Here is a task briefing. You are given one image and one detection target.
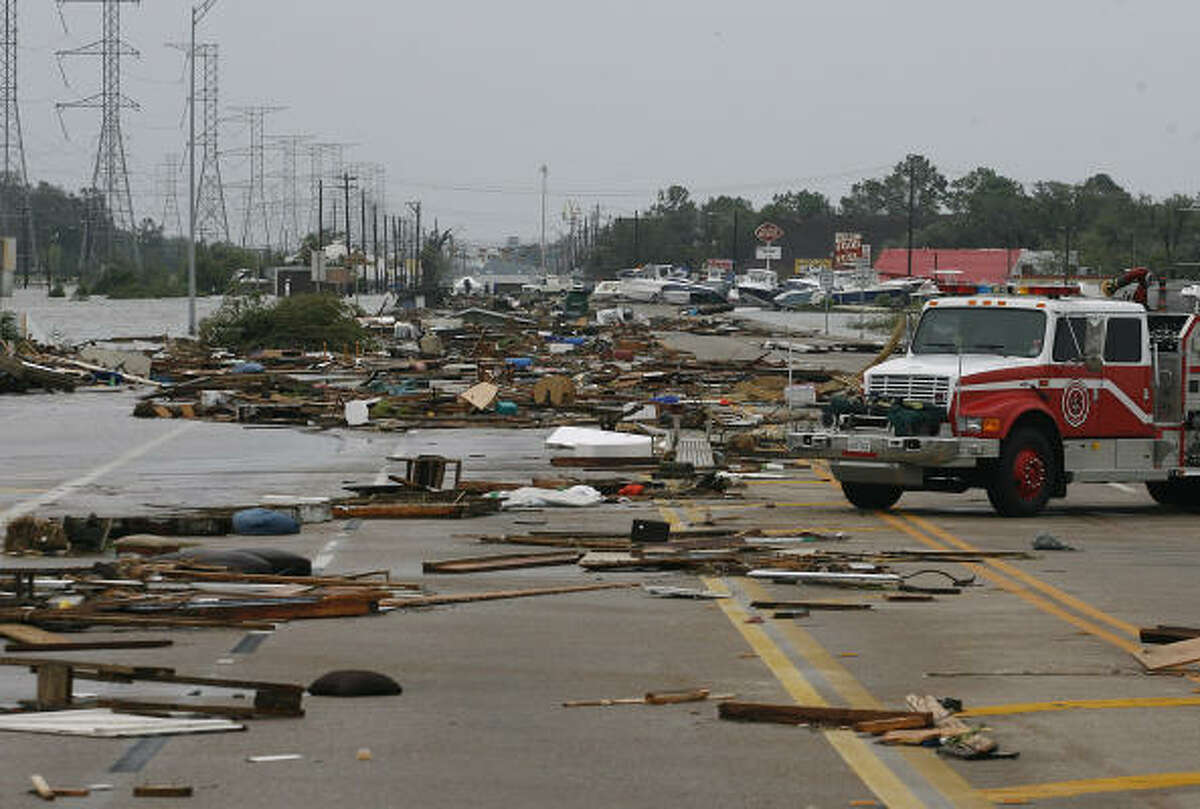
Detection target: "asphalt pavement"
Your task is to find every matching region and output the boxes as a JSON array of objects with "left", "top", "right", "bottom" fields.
[{"left": 2, "top": 393, "right": 1200, "bottom": 808}]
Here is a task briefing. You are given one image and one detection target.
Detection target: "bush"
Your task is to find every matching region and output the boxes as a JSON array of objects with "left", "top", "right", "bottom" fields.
[
  {"left": 48, "top": 283, "right": 65, "bottom": 298},
  {"left": 199, "top": 293, "right": 368, "bottom": 351},
  {"left": 0, "top": 310, "right": 17, "bottom": 341}
]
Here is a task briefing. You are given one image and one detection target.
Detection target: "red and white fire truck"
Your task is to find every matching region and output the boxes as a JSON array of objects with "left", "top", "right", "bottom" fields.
[{"left": 788, "top": 286, "right": 1200, "bottom": 516}]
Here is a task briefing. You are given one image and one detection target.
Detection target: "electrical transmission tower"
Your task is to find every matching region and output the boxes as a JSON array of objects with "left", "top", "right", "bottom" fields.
[
  {"left": 307, "top": 141, "right": 346, "bottom": 237},
  {"left": 57, "top": 0, "right": 141, "bottom": 273},
  {"left": 0, "top": 0, "right": 37, "bottom": 285},
  {"left": 268, "top": 133, "right": 309, "bottom": 255},
  {"left": 231, "top": 104, "right": 282, "bottom": 251},
  {"left": 158, "top": 153, "right": 182, "bottom": 236},
  {"left": 193, "top": 43, "right": 228, "bottom": 244}
]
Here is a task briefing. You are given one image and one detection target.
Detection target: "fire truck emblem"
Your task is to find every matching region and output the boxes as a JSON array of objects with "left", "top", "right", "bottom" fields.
[{"left": 1062, "top": 379, "right": 1091, "bottom": 427}]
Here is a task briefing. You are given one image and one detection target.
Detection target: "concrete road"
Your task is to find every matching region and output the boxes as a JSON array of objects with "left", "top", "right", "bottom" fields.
[{"left": 3, "top": 393, "right": 1200, "bottom": 807}]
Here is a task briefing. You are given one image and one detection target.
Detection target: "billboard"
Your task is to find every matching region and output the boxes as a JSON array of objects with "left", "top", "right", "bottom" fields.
[
  {"left": 794, "top": 258, "right": 832, "bottom": 274},
  {"left": 834, "top": 232, "right": 863, "bottom": 266}
]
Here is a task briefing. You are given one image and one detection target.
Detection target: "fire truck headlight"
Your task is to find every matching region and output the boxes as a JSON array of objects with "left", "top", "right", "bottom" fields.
[{"left": 963, "top": 417, "right": 1002, "bottom": 436}]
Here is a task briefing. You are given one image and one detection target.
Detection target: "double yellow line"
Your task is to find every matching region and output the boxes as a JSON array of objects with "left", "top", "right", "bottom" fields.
[{"left": 878, "top": 511, "right": 1140, "bottom": 655}]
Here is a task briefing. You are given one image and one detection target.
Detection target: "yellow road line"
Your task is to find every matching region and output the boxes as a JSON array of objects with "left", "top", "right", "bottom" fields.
[
  {"left": 901, "top": 512, "right": 1139, "bottom": 638},
  {"left": 959, "top": 696, "right": 1200, "bottom": 717},
  {"left": 878, "top": 513, "right": 1141, "bottom": 655},
  {"left": 702, "top": 576, "right": 928, "bottom": 809},
  {"left": 737, "top": 577, "right": 990, "bottom": 809},
  {"left": 980, "top": 772, "right": 1200, "bottom": 803}
]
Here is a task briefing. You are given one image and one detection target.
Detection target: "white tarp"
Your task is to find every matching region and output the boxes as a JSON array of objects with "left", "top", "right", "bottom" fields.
[
  {"left": 498, "top": 485, "right": 603, "bottom": 509},
  {"left": 544, "top": 426, "right": 652, "bottom": 458},
  {"left": 0, "top": 708, "right": 244, "bottom": 737}
]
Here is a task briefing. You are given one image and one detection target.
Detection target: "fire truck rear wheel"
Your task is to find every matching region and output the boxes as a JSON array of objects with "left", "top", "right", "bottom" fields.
[
  {"left": 841, "top": 482, "right": 903, "bottom": 511},
  {"left": 987, "top": 427, "right": 1057, "bottom": 517}
]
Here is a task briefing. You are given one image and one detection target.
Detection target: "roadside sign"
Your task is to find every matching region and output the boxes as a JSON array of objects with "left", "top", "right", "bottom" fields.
[
  {"left": 819, "top": 269, "right": 835, "bottom": 291},
  {"left": 834, "top": 232, "right": 863, "bottom": 266},
  {"left": 755, "top": 245, "right": 782, "bottom": 260},
  {"left": 755, "top": 222, "right": 784, "bottom": 243}
]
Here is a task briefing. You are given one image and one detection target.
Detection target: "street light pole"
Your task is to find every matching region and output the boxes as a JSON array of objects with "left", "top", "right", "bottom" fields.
[{"left": 187, "top": 0, "right": 217, "bottom": 337}]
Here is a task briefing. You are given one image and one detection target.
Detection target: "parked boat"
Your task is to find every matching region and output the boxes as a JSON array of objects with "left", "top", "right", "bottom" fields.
[
  {"left": 734, "top": 268, "right": 779, "bottom": 306},
  {"left": 617, "top": 264, "right": 683, "bottom": 302}
]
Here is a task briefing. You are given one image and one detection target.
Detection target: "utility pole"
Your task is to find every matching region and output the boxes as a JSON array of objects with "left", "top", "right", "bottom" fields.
[
  {"left": 371, "top": 203, "right": 378, "bottom": 293},
  {"left": 406, "top": 200, "right": 421, "bottom": 290},
  {"left": 359, "top": 187, "right": 366, "bottom": 292},
  {"left": 316, "top": 178, "right": 323, "bottom": 253},
  {"left": 342, "top": 170, "right": 356, "bottom": 294},
  {"left": 633, "top": 209, "right": 640, "bottom": 263},
  {"left": 539, "top": 164, "right": 547, "bottom": 275},
  {"left": 731, "top": 209, "right": 737, "bottom": 274},
  {"left": 906, "top": 157, "right": 915, "bottom": 278}
]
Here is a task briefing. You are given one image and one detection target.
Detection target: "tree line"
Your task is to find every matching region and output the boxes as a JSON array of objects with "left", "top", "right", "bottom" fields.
[{"left": 581, "top": 155, "right": 1200, "bottom": 278}]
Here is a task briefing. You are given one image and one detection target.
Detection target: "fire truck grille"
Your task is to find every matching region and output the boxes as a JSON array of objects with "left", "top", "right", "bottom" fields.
[{"left": 867, "top": 374, "right": 951, "bottom": 404}]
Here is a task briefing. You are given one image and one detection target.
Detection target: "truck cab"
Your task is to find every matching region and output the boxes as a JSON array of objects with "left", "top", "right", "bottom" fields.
[{"left": 789, "top": 293, "right": 1200, "bottom": 516}]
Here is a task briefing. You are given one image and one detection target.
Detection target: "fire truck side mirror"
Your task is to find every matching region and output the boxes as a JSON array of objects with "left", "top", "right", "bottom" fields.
[{"left": 1083, "top": 316, "right": 1105, "bottom": 372}]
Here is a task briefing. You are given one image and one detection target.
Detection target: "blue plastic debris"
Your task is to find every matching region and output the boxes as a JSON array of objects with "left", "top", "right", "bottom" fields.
[
  {"left": 231, "top": 508, "right": 300, "bottom": 536},
  {"left": 231, "top": 361, "right": 265, "bottom": 374}
]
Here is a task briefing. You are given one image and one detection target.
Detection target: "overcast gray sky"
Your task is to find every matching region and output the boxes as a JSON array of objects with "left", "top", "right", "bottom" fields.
[{"left": 18, "top": 0, "right": 1200, "bottom": 245}]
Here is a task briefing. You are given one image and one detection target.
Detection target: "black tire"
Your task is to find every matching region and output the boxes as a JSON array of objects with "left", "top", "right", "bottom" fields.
[
  {"left": 841, "top": 482, "right": 903, "bottom": 511},
  {"left": 987, "top": 427, "right": 1058, "bottom": 517},
  {"left": 1148, "top": 479, "right": 1200, "bottom": 512},
  {"left": 1146, "top": 481, "right": 1181, "bottom": 507}
]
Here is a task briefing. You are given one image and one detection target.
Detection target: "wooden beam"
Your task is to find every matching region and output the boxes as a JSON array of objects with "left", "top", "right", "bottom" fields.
[
  {"left": 749, "top": 600, "right": 872, "bottom": 611},
  {"left": 853, "top": 715, "right": 932, "bottom": 734},
  {"left": 718, "top": 701, "right": 930, "bottom": 728},
  {"left": 1134, "top": 637, "right": 1200, "bottom": 670},
  {"left": 7, "top": 639, "right": 173, "bottom": 652},
  {"left": 383, "top": 582, "right": 636, "bottom": 608},
  {"left": 421, "top": 551, "right": 582, "bottom": 574}
]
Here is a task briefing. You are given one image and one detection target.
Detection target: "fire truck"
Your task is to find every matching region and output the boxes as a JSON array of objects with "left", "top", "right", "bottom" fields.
[{"left": 788, "top": 285, "right": 1200, "bottom": 516}]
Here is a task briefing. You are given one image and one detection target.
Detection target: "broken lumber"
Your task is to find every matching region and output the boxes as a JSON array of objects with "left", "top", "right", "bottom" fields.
[
  {"left": 1134, "top": 637, "right": 1200, "bottom": 670},
  {"left": 749, "top": 600, "right": 872, "bottom": 611},
  {"left": 6, "top": 639, "right": 173, "bottom": 653},
  {"left": 382, "top": 582, "right": 636, "bottom": 608},
  {"left": 421, "top": 550, "right": 582, "bottom": 574},
  {"left": 133, "top": 785, "right": 193, "bottom": 798},
  {"left": 717, "top": 701, "right": 930, "bottom": 728},
  {"left": 879, "top": 728, "right": 946, "bottom": 746},
  {"left": 854, "top": 715, "right": 932, "bottom": 734},
  {"left": 563, "top": 689, "right": 734, "bottom": 707}
]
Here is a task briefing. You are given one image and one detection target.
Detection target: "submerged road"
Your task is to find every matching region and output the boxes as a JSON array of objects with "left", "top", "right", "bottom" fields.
[{"left": 1, "top": 393, "right": 1199, "bottom": 807}]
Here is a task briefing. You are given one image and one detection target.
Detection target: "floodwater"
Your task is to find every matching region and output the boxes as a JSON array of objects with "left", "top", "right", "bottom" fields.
[{"left": 3, "top": 287, "right": 394, "bottom": 345}]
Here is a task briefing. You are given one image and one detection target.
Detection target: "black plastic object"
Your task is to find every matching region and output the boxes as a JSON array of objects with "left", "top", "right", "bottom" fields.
[
  {"left": 630, "top": 519, "right": 670, "bottom": 544},
  {"left": 308, "top": 670, "right": 403, "bottom": 697}
]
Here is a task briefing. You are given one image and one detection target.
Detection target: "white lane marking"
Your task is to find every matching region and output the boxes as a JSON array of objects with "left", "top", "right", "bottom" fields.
[
  {"left": 1107, "top": 482, "right": 1138, "bottom": 494},
  {"left": 312, "top": 535, "right": 342, "bottom": 573},
  {"left": 0, "top": 422, "right": 197, "bottom": 531}
]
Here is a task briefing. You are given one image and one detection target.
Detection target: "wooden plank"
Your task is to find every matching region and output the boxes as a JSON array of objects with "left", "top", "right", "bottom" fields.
[
  {"left": 718, "top": 701, "right": 929, "bottom": 727},
  {"left": 854, "top": 715, "right": 931, "bottom": 734},
  {"left": 383, "top": 581, "right": 636, "bottom": 608},
  {"left": 0, "top": 610, "right": 276, "bottom": 630},
  {"left": 0, "top": 624, "right": 68, "bottom": 645},
  {"left": 36, "top": 662, "right": 73, "bottom": 710},
  {"left": 97, "top": 699, "right": 258, "bottom": 719},
  {"left": 1134, "top": 637, "right": 1200, "bottom": 670},
  {"left": 133, "top": 785, "right": 194, "bottom": 798},
  {"left": 421, "top": 551, "right": 582, "bottom": 574},
  {"left": 7, "top": 639, "right": 173, "bottom": 652},
  {"left": 878, "top": 727, "right": 946, "bottom": 746},
  {"left": 749, "top": 600, "right": 872, "bottom": 611}
]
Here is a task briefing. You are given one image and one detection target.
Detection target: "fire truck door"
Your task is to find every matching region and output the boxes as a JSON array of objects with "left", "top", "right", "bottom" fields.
[
  {"left": 1100, "top": 315, "right": 1155, "bottom": 437},
  {"left": 1050, "top": 315, "right": 1104, "bottom": 437}
]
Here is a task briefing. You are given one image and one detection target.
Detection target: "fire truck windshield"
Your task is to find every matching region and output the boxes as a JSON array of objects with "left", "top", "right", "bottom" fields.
[{"left": 911, "top": 307, "right": 1047, "bottom": 357}]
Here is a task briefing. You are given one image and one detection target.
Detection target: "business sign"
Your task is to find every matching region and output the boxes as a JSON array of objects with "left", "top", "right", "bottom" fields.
[
  {"left": 755, "top": 221, "right": 785, "bottom": 243},
  {"left": 834, "top": 232, "right": 863, "bottom": 266},
  {"left": 0, "top": 238, "right": 14, "bottom": 297},
  {"left": 704, "top": 258, "right": 734, "bottom": 271},
  {"left": 794, "top": 258, "right": 832, "bottom": 273},
  {"left": 755, "top": 245, "right": 782, "bottom": 260}
]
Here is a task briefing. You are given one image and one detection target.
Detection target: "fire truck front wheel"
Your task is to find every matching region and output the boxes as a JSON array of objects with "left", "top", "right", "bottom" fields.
[
  {"left": 987, "top": 427, "right": 1058, "bottom": 517},
  {"left": 841, "top": 482, "right": 903, "bottom": 511}
]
